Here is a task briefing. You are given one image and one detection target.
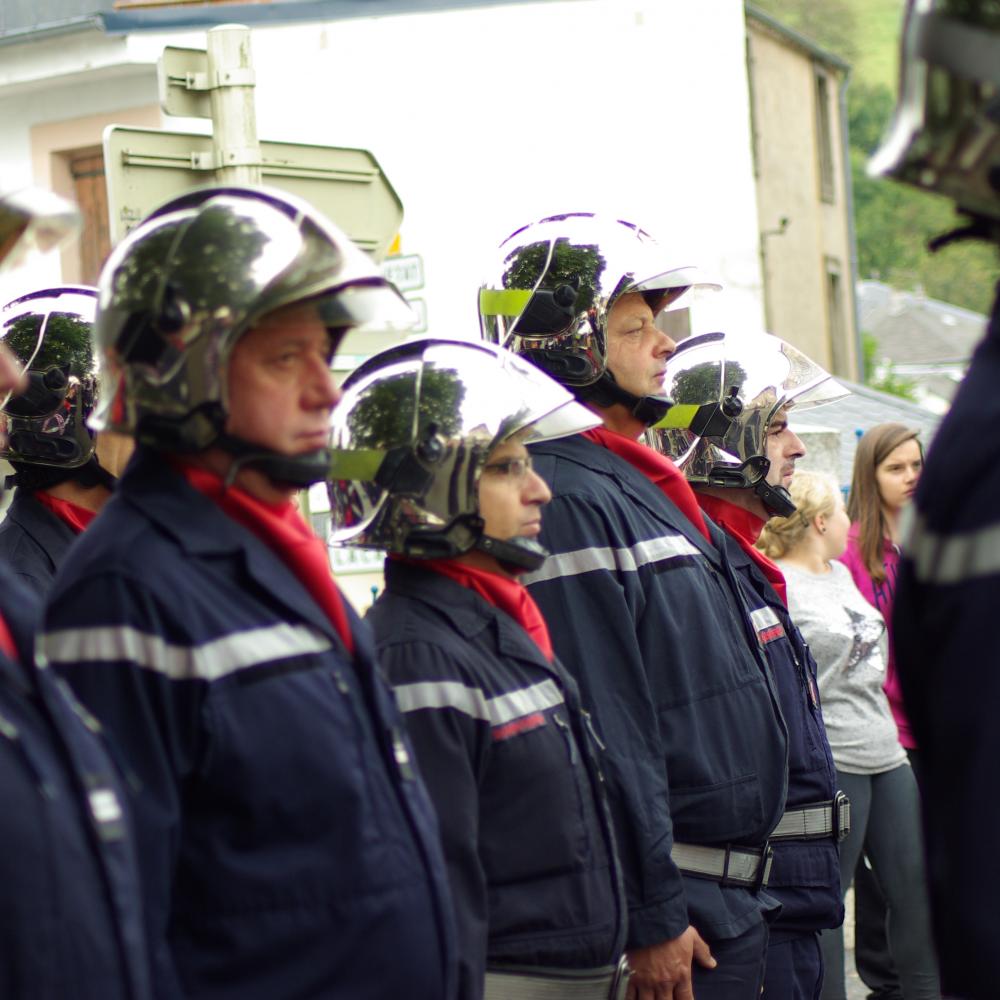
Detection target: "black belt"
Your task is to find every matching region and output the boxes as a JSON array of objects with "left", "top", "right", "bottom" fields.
[
  {"left": 671, "top": 841, "right": 773, "bottom": 888},
  {"left": 769, "top": 791, "right": 851, "bottom": 842},
  {"left": 484, "top": 957, "right": 630, "bottom": 1000}
]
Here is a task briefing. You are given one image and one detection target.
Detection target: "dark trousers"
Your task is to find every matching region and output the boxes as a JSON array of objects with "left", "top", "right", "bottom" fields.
[
  {"left": 763, "top": 932, "right": 823, "bottom": 1000},
  {"left": 820, "top": 764, "right": 939, "bottom": 1000},
  {"left": 692, "top": 919, "right": 769, "bottom": 1000},
  {"left": 854, "top": 748, "right": 926, "bottom": 1000},
  {"left": 854, "top": 856, "right": 901, "bottom": 999}
]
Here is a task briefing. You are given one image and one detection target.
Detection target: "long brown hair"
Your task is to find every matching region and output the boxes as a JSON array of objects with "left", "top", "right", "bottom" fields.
[{"left": 847, "top": 423, "right": 922, "bottom": 583}]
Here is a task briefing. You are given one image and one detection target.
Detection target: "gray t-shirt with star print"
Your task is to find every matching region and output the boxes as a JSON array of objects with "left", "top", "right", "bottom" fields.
[{"left": 779, "top": 559, "right": 906, "bottom": 774}]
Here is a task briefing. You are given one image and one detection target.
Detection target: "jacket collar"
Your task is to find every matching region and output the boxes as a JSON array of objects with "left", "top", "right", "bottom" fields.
[
  {"left": 118, "top": 447, "right": 349, "bottom": 651},
  {"left": 534, "top": 434, "right": 722, "bottom": 564},
  {"left": 384, "top": 560, "right": 555, "bottom": 671},
  {"left": 6, "top": 489, "right": 77, "bottom": 567}
]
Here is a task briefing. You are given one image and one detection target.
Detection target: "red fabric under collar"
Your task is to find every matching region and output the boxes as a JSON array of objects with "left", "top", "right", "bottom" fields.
[
  {"left": 0, "top": 613, "right": 18, "bottom": 661},
  {"left": 34, "top": 491, "right": 97, "bottom": 535},
  {"left": 697, "top": 493, "right": 787, "bottom": 606},
  {"left": 179, "top": 465, "right": 354, "bottom": 656},
  {"left": 583, "top": 426, "right": 712, "bottom": 542},
  {"left": 420, "top": 558, "right": 554, "bottom": 662}
]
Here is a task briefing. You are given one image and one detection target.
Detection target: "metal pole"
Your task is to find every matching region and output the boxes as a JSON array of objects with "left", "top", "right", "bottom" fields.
[{"left": 207, "top": 24, "right": 262, "bottom": 185}]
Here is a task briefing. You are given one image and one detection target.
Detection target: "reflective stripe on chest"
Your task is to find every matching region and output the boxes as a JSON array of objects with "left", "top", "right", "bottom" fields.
[
  {"left": 750, "top": 606, "right": 786, "bottom": 645},
  {"left": 394, "top": 678, "right": 564, "bottom": 742}
]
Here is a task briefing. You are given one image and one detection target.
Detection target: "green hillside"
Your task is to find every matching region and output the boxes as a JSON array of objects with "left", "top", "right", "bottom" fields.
[
  {"left": 752, "top": 0, "right": 998, "bottom": 317},
  {"left": 750, "top": 0, "right": 904, "bottom": 89}
]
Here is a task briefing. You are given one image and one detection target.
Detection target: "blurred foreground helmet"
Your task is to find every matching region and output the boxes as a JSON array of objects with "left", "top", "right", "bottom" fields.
[
  {"left": 0, "top": 286, "right": 98, "bottom": 467},
  {"left": 479, "top": 212, "right": 719, "bottom": 426},
  {"left": 870, "top": 0, "right": 1000, "bottom": 225},
  {"left": 0, "top": 187, "right": 81, "bottom": 272},
  {"left": 648, "top": 331, "right": 848, "bottom": 517},
  {"left": 92, "top": 184, "right": 414, "bottom": 486},
  {"left": 328, "top": 339, "right": 599, "bottom": 571}
]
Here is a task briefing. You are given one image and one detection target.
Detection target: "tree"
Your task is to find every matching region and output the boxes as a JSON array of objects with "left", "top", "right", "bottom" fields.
[{"left": 861, "top": 332, "right": 918, "bottom": 401}]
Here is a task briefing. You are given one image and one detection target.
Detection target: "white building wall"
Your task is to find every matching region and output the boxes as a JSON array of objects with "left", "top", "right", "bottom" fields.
[{"left": 0, "top": 0, "right": 764, "bottom": 336}]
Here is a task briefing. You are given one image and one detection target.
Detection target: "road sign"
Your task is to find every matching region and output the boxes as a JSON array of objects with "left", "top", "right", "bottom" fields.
[
  {"left": 158, "top": 46, "right": 216, "bottom": 119},
  {"left": 380, "top": 253, "right": 424, "bottom": 292},
  {"left": 103, "top": 125, "right": 404, "bottom": 260}
]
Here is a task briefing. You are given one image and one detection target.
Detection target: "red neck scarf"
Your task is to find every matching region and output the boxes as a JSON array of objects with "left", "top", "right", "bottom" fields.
[
  {"left": 35, "top": 491, "right": 97, "bottom": 535},
  {"left": 697, "top": 493, "right": 787, "bottom": 606},
  {"left": 179, "top": 465, "right": 354, "bottom": 656},
  {"left": 421, "top": 558, "right": 554, "bottom": 662},
  {"left": 0, "top": 613, "right": 18, "bottom": 661},
  {"left": 583, "top": 426, "right": 712, "bottom": 543}
]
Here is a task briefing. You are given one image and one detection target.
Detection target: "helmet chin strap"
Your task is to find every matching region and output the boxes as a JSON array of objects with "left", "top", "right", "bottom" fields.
[
  {"left": 578, "top": 372, "right": 673, "bottom": 427},
  {"left": 708, "top": 454, "right": 798, "bottom": 519},
  {"left": 474, "top": 534, "right": 548, "bottom": 573},
  {"left": 215, "top": 432, "right": 330, "bottom": 490},
  {"left": 753, "top": 479, "right": 796, "bottom": 519}
]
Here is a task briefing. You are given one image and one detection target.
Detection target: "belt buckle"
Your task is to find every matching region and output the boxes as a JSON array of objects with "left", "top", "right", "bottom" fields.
[
  {"left": 755, "top": 842, "right": 773, "bottom": 890},
  {"left": 833, "top": 790, "right": 851, "bottom": 842},
  {"left": 610, "top": 956, "right": 631, "bottom": 1000}
]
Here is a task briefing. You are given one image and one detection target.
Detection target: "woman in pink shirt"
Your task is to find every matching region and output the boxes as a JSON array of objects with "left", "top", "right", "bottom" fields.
[
  {"left": 841, "top": 423, "right": 924, "bottom": 758},
  {"left": 840, "top": 422, "right": 924, "bottom": 1000}
]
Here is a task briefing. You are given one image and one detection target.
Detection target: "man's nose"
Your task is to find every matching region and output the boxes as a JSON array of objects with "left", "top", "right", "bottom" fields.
[
  {"left": 310, "top": 357, "right": 341, "bottom": 409},
  {"left": 788, "top": 430, "right": 806, "bottom": 459},
  {"left": 654, "top": 325, "right": 677, "bottom": 357},
  {"left": 524, "top": 467, "right": 552, "bottom": 506}
]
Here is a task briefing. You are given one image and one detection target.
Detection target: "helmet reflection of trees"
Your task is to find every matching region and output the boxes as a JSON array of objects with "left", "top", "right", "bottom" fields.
[
  {"left": 4, "top": 313, "right": 95, "bottom": 380},
  {"left": 110, "top": 209, "right": 269, "bottom": 352},
  {"left": 502, "top": 241, "right": 605, "bottom": 315},
  {"left": 671, "top": 361, "right": 748, "bottom": 406},
  {"left": 346, "top": 367, "right": 466, "bottom": 448}
]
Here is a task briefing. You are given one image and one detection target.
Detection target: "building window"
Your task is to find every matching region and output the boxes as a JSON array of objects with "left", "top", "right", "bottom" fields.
[
  {"left": 825, "top": 256, "right": 848, "bottom": 376},
  {"left": 814, "top": 67, "right": 835, "bottom": 204},
  {"left": 68, "top": 149, "right": 111, "bottom": 285}
]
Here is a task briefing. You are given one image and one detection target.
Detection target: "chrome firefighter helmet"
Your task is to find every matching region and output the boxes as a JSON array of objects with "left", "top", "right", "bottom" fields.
[
  {"left": 0, "top": 286, "right": 98, "bottom": 468},
  {"left": 0, "top": 186, "right": 81, "bottom": 272},
  {"left": 870, "top": 0, "right": 1000, "bottom": 226},
  {"left": 92, "top": 184, "right": 413, "bottom": 487},
  {"left": 648, "top": 331, "right": 848, "bottom": 517},
  {"left": 478, "top": 212, "right": 719, "bottom": 426},
  {"left": 328, "top": 338, "right": 599, "bottom": 571}
]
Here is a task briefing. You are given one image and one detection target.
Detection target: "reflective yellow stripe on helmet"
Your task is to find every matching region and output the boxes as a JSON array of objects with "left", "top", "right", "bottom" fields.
[
  {"left": 478, "top": 288, "right": 534, "bottom": 317},
  {"left": 328, "top": 449, "right": 385, "bottom": 481},
  {"left": 651, "top": 403, "right": 701, "bottom": 430}
]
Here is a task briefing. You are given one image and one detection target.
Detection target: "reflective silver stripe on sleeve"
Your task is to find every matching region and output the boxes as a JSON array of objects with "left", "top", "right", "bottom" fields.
[
  {"left": 395, "top": 678, "right": 564, "bottom": 725},
  {"left": 40, "top": 623, "right": 333, "bottom": 681},
  {"left": 524, "top": 533, "right": 701, "bottom": 585},
  {"left": 909, "top": 512, "right": 1000, "bottom": 585}
]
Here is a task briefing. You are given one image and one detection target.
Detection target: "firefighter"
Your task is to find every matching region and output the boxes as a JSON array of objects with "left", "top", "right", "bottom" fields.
[
  {"left": 39, "top": 185, "right": 456, "bottom": 1000},
  {"left": 650, "top": 330, "right": 849, "bottom": 998},
  {"left": 0, "top": 186, "right": 152, "bottom": 999},
  {"left": 873, "top": 3, "right": 1000, "bottom": 996},
  {"left": 0, "top": 285, "right": 132, "bottom": 595},
  {"left": 479, "top": 213, "right": 788, "bottom": 1000},
  {"left": 328, "top": 337, "right": 629, "bottom": 1000}
]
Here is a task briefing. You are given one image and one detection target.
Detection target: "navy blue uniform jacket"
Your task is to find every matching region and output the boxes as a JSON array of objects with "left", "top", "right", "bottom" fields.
[
  {"left": 0, "top": 489, "right": 76, "bottom": 598},
  {"left": 525, "top": 435, "right": 788, "bottom": 948},
  {"left": 894, "top": 300, "right": 1000, "bottom": 999},
  {"left": 0, "top": 560, "right": 152, "bottom": 999},
  {"left": 718, "top": 532, "right": 842, "bottom": 939},
  {"left": 369, "top": 560, "right": 626, "bottom": 999},
  {"left": 40, "top": 449, "right": 456, "bottom": 1000}
]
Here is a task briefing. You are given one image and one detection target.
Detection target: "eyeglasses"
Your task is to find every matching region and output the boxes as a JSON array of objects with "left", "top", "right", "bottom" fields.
[{"left": 482, "top": 455, "right": 534, "bottom": 480}]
